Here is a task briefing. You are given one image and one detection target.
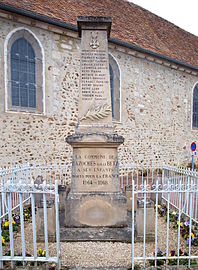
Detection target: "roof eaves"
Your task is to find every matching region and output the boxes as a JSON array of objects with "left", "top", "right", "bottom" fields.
[
  {"left": 0, "top": 2, "right": 78, "bottom": 32},
  {"left": 0, "top": 2, "right": 198, "bottom": 73},
  {"left": 110, "top": 37, "right": 198, "bottom": 73}
]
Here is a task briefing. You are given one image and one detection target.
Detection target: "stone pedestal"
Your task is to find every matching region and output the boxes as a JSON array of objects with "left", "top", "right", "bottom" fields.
[
  {"left": 136, "top": 198, "right": 155, "bottom": 241},
  {"left": 65, "top": 133, "right": 127, "bottom": 227},
  {"left": 36, "top": 201, "right": 56, "bottom": 242}
]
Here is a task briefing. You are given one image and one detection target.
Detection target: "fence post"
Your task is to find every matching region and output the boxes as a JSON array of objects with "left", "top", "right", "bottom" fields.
[
  {"left": 8, "top": 191, "right": 14, "bottom": 269},
  {"left": 43, "top": 181, "right": 49, "bottom": 260},
  {"left": 177, "top": 180, "right": 182, "bottom": 268},
  {"left": 19, "top": 192, "right": 26, "bottom": 263},
  {"left": 143, "top": 180, "right": 146, "bottom": 268},
  {"left": 0, "top": 195, "right": 3, "bottom": 269},
  {"left": 188, "top": 178, "right": 193, "bottom": 268},
  {"left": 154, "top": 178, "right": 159, "bottom": 268},
  {"left": 31, "top": 192, "right": 37, "bottom": 265},
  {"left": 55, "top": 180, "right": 61, "bottom": 270},
  {"left": 162, "top": 164, "right": 165, "bottom": 187},
  {"left": 1, "top": 174, "right": 5, "bottom": 222},
  {"left": 131, "top": 180, "right": 135, "bottom": 270},
  {"left": 165, "top": 180, "right": 170, "bottom": 267}
]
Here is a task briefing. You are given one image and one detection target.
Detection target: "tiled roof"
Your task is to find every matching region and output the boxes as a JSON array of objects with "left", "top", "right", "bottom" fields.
[{"left": 1, "top": 0, "right": 198, "bottom": 68}]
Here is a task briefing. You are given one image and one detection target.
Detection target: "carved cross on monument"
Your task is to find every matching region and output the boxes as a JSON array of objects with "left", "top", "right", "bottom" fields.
[{"left": 65, "top": 17, "right": 127, "bottom": 229}]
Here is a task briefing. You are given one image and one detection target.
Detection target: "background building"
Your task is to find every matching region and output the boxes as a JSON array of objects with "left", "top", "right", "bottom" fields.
[{"left": 0, "top": 0, "right": 198, "bottom": 168}]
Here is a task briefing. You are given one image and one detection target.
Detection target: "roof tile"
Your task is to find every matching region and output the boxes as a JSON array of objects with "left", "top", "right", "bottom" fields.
[{"left": 0, "top": 0, "right": 198, "bottom": 67}]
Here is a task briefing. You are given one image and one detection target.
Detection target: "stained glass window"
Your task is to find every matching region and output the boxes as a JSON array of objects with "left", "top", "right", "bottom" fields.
[
  {"left": 109, "top": 64, "right": 114, "bottom": 118},
  {"left": 11, "top": 37, "right": 36, "bottom": 108},
  {"left": 193, "top": 84, "right": 198, "bottom": 128},
  {"left": 109, "top": 55, "right": 120, "bottom": 121}
]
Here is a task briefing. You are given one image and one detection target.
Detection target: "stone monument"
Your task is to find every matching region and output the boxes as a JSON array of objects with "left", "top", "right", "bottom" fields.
[{"left": 65, "top": 16, "right": 127, "bottom": 230}]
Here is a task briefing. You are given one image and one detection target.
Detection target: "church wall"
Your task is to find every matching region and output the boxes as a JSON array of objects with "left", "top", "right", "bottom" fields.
[
  {"left": 0, "top": 18, "right": 80, "bottom": 166},
  {"left": 111, "top": 49, "right": 198, "bottom": 167},
  {"left": 0, "top": 16, "right": 198, "bottom": 168}
]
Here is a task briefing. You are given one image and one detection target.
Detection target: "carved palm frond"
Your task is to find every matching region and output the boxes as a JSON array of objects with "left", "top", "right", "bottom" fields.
[{"left": 80, "top": 104, "right": 111, "bottom": 121}]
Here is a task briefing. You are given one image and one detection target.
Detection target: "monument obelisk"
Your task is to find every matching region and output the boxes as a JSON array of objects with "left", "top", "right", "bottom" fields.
[{"left": 65, "top": 16, "right": 127, "bottom": 229}]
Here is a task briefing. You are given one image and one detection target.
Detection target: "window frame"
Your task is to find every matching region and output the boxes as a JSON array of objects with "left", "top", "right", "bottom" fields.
[{"left": 5, "top": 27, "right": 45, "bottom": 114}]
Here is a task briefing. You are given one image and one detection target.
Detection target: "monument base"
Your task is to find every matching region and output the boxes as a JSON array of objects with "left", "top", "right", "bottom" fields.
[
  {"left": 60, "top": 225, "right": 131, "bottom": 242},
  {"left": 65, "top": 132, "right": 127, "bottom": 229},
  {"left": 61, "top": 209, "right": 155, "bottom": 243},
  {"left": 65, "top": 192, "right": 127, "bottom": 227}
]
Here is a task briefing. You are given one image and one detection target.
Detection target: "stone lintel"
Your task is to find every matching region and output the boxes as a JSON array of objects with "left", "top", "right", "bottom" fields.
[
  {"left": 66, "top": 133, "right": 124, "bottom": 147},
  {"left": 77, "top": 16, "right": 112, "bottom": 38}
]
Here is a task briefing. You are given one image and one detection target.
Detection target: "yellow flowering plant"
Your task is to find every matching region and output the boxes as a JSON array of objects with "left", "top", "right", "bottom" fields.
[
  {"left": 157, "top": 204, "right": 167, "bottom": 217},
  {"left": 37, "top": 248, "right": 46, "bottom": 257},
  {"left": 4, "top": 221, "right": 9, "bottom": 228},
  {"left": 157, "top": 205, "right": 198, "bottom": 247},
  {"left": 1, "top": 236, "right": 5, "bottom": 245},
  {"left": 191, "top": 232, "right": 195, "bottom": 239},
  {"left": 177, "top": 221, "right": 183, "bottom": 227},
  {"left": 37, "top": 248, "right": 42, "bottom": 257}
]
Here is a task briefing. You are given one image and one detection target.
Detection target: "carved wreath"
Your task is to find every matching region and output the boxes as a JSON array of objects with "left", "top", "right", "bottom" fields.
[{"left": 79, "top": 104, "right": 111, "bottom": 121}]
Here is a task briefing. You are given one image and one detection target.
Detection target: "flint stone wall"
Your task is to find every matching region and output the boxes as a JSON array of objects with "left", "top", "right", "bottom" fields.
[{"left": 0, "top": 15, "right": 197, "bottom": 170}]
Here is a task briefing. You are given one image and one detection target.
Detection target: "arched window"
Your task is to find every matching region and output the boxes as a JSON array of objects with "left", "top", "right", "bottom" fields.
[
  {"left": 193, "top": 84, "right": 198, "bottom": 128},
  {"left": 6, "top": 29, "right": 44, "bottom": 113},
  {"left": 109, "top": 64, "right": 114, "bottom": 117},
  {"left": 109, "top": 54, "right": 120, "bottom": 121},
  {"left": 11, "top": 38, "right": 36, "bottom": 108}
]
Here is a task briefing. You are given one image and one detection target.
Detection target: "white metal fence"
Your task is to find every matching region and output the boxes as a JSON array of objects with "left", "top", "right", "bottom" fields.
[
  {"left": 131, "top": 165, "right": 198, "bottom": 269},
  {"left": 0, "top": 165, "right": 60, "bottom": 269},
  {"left": 29, "top": 162, "right": 71, "bottom": 186},
  {"left": 0, "top": 162, "right": 71, "bottom": 219},
  {"left": 0, "top": 164, "right": 32, "bottom": 221},
  {"left": 1, "top": 162, "right": 198, "bottom": 269},
  {"left": 162, "top": 165, "right": 198, "bottom": 223},
  {"left": 119, "top": 162, "right": 161, "bottom": 191}
]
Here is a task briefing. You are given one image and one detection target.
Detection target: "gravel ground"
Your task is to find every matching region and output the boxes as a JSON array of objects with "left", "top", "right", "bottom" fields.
[{"left": 3, "top": 215, "right": 198, "bottom": 268}]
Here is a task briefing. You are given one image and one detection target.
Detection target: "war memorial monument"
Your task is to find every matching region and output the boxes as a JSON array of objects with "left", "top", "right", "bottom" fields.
[{"left": 63, "top": 16, "right": 128, "bottom": 239}]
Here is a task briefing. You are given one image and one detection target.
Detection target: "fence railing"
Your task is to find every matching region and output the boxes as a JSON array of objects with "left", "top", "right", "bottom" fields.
[
  {"left": 0, "top": 162, "right": 72, "bottom": 220},
  {"left": 1, "top": 162, "right": 198, "bottom": 269},
  {"left": 131, "top": 165, "right": 198, "bottom": 269},
  {"left": 119, "top": 163, "right": 161, "bottom": 190},
  {"left": 0, "top": 164, "right": 32, "bottom": 221},
  {"left": 0, "top": 178, "right": 60, "bottom": 269},
  {"left": 162, "top": 165, "right": 198, "bottom": 223},
  {"left": 29, "top": 162, "right": 71, "bottom": 187}
]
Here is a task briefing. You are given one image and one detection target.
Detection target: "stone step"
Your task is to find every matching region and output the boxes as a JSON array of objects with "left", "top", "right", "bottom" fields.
[
  {"left": 60, "top": 226, "right": 132, "bottom": 242},
  {"left": 62, "top": 268, "right": 130, "bottom": 270}
]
